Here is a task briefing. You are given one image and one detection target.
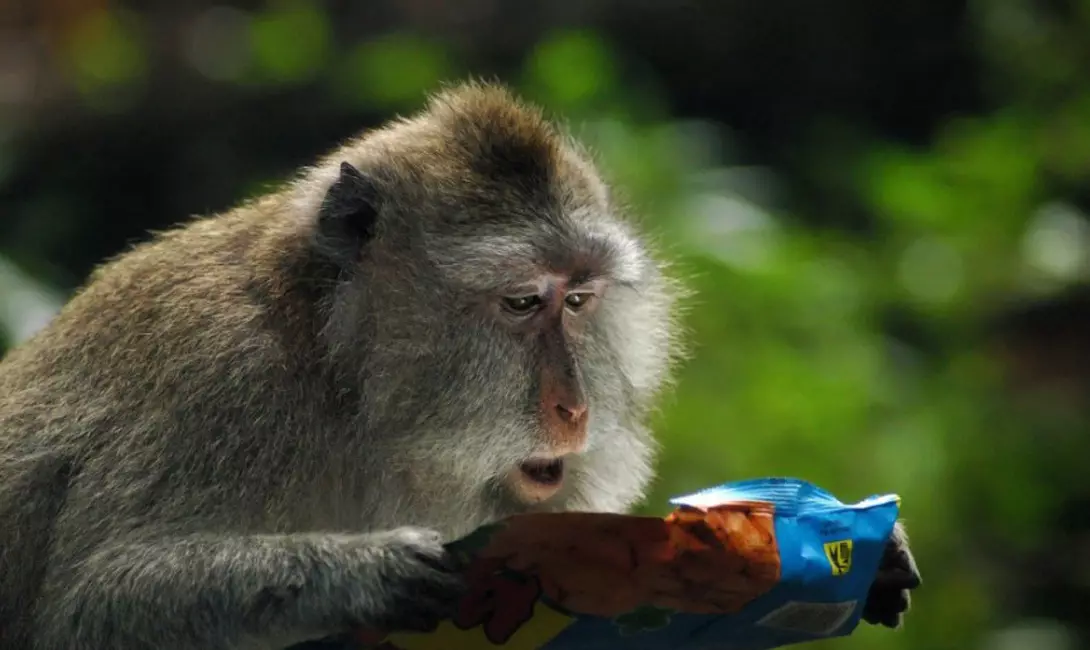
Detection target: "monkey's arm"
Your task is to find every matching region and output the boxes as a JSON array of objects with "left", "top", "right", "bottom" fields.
[{"left": 36, "top": 528, "right": 463, "bottom": 650}]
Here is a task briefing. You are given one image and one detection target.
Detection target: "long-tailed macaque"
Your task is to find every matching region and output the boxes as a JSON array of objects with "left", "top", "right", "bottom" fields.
[{"left": 0, "top": 82, "right": 919, "bottom": 649}]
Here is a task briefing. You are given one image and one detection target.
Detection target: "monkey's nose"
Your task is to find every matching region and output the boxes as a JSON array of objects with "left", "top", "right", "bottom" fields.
[{"left": 554, "top": 402, "right": 587, "bottom": 424}]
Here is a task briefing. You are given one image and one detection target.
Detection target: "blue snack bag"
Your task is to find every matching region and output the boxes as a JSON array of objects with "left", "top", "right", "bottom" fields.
[
  {"left": 655, "top": 477, "right": 902, "bottom": 649},
  {"left": 354, "top": 477, "right": 901, "bottom": 650}
]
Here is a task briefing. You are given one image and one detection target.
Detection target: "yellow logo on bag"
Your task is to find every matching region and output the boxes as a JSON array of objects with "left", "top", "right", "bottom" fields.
[{"left": 824, "top": 539, "right": 853, "bottom": 576}]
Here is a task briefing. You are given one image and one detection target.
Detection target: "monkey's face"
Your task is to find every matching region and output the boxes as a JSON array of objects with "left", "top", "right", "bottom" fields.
[
  {"left": 352, "top": 201, "right": 678, "bottom": 518},
  {"left": 313, "top": 88, "right": 681, "bottom": 520},
  {"left": 482, "top": 270, "right": 602, "bottom": 503}
]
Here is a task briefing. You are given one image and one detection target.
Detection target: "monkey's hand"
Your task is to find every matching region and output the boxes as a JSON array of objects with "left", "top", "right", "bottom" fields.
[
  {"left": 342, "top": 526, "right": 468, "bottom": 634},
  {"left": 861, "top": 520, "right": 921, "bottom": 628}
]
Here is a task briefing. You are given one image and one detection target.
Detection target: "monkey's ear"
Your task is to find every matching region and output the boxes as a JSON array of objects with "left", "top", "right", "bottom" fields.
[{"left": 314, "top": 162, "right": 380, "bottom": 265}]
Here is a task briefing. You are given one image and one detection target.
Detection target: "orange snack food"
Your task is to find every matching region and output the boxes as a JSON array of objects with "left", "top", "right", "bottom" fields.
[{"left": 464, "top": 501, "right": 782, "bottom": 618}]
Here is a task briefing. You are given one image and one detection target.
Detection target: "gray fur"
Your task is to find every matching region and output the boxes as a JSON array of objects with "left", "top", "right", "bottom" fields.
[
  {"left": 0, "top": 82, "right": 683, "bottom": 649},
  {"left": 0, "top": 81, "right": 914, "bottom": 649}
]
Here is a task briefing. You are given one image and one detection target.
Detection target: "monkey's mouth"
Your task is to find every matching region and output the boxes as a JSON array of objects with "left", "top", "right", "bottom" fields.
[
  {"left": 519, "top": 458, "right": 564, "bottom": 486},
  {"left": 509, "top": 457, "right": 566, "bottom": 503}
]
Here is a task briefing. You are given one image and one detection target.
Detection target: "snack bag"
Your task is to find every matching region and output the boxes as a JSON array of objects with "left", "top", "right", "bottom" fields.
[{"left": 354, "top": 477, "right": 901, "bottom": 650}]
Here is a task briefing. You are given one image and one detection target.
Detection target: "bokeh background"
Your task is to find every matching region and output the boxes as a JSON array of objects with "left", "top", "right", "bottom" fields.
[{"left": 2, "top": 1, "right": 1089, "bottom": 648}]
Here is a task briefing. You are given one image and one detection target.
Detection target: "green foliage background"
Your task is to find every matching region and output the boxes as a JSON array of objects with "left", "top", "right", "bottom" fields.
[{"left": 3, "top": 2, "right": 1090, "bottom": 649}]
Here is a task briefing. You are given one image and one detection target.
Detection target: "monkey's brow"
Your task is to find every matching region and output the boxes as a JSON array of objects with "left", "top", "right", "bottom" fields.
[
  {"left": 456, "top": 236, "right": 539, "bottom": 262},
  {"left": 426, "top": 235, "right": 544, "bottom": 288}
]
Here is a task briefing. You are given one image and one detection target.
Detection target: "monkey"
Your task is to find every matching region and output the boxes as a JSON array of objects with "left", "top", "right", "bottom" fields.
[{"left": 0, "top": 81, "right": 920, "bottom": 650}]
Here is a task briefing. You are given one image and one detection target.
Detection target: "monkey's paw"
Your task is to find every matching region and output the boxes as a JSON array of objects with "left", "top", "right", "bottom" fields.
[
  {"left": 862, "top": 521, "right": 921, "bottom": 629},
  {"left": 353, "top": 527, "right": 469, "bottom": 635}
]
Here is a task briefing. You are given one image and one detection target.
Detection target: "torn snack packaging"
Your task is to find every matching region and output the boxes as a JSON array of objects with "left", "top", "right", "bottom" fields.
[{"left": 354, "top": 477, "right": 902, "bottom": 650}]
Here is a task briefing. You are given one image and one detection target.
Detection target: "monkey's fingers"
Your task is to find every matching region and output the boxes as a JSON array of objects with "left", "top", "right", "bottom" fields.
[
  {"left": 363, "top": 546, "right": 469, "bottom": 634},
  {"left": 371, "top": 581, "right": 463, "bottom": 635},
  {"left": 861, "top": 584, "right": 910, "bottom": 629},
  {"left": 872, "top": 566, "right": 921, "bottom": 590},
  {"left": 413, "top": 546, "right": 470, "bottom": 575},
  {"left": 406, "top": 561, "right": 469, "bottom": 609},
  {"left": 877, "top": 528, "right": 921, "bottom": 587},
  {"left": 861, "top": 530, "right": 920, "bottom": 629}
]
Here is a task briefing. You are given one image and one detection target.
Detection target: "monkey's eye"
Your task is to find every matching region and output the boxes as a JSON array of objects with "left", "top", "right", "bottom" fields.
[
  {"left": 564, "top": 292, "right": 594, "bottom": 311},
  {"left": 501, "top": 295, "right": 543, "bottom": 315}
]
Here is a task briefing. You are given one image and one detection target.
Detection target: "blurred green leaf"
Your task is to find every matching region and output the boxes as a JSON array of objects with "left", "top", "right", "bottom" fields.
[
  {"left": 333, "top": 33, "right": 454, "bottom": 110},
  {"left": 64, "top": 9, "right": 147, "bottom": 111},
  {"left": 523, "top": 30, "right": 619, "bottom": 112},
  {"left": 249, "top": 0, "right": 331, "bottom": 84}
]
